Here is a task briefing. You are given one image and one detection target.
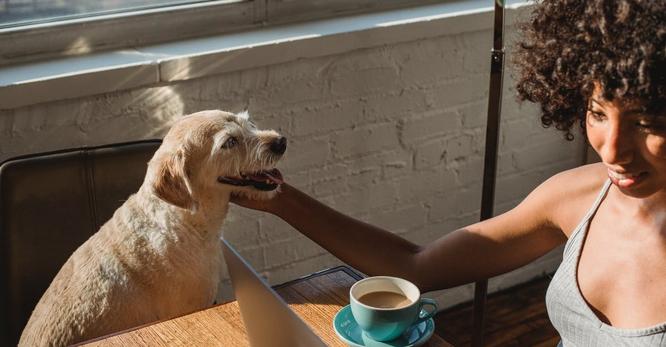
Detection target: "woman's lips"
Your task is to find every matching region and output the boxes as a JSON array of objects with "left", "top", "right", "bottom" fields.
[{"left": 607, "top": 169, "right": 647, "bottom": 188}]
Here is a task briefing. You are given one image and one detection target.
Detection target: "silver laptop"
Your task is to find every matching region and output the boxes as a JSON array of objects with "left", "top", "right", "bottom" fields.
[{"left": 221, "top": 238, "right": 327, "bottom": 347}]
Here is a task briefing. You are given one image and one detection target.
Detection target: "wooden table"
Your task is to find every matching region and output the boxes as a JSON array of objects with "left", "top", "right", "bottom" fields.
[{"left": 81, "top": 266, "right": 452, "bottom": 346}]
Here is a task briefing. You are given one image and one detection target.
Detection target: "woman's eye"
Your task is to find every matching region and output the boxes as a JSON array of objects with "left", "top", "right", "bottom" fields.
[
  {"left": 222, "top": 137, "right": 238, "bottom": 149},
  {"left": 637, "top": 120, "right": 653, "bottom": 128},
  {"left": 587, "top": 110, "right": 605, "bottom": 122},
  {"left": 636, "top": 119, "right": 665, "bottom": 132}
]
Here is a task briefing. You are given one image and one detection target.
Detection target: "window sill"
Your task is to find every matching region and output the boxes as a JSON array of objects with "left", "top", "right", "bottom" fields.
[{"left": 0, "top": 0, "right": 529, "bottom": 110}]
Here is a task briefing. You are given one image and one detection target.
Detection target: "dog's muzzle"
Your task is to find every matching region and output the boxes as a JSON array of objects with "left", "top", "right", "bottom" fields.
[{"left": 218, "top": 169, "right": 284, "bottom": 191}]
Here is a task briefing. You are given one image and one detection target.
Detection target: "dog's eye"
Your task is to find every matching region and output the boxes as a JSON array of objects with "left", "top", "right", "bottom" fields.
[{"left": 222, "top": 137, "right": 238, "bottom": 149}]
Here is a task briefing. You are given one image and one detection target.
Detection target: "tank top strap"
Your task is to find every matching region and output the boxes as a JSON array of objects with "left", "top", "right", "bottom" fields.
[{"left": 563, "top": 179, "right": 612, "bottom": 255}]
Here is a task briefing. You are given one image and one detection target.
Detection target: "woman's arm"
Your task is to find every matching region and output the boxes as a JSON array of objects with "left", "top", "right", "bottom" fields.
[{"left": 232, "top": 171, "right": 581, "bottom": 291}]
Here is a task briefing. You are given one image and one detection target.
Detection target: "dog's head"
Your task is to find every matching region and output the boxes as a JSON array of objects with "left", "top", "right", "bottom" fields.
[{"left": 147, "top": 110, "right": 286, "bottom": 210}]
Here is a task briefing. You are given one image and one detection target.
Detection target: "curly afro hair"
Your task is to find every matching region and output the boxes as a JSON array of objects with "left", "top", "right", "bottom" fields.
[{"left": 514, "top": 0, "right": 665, "bottom": 140}]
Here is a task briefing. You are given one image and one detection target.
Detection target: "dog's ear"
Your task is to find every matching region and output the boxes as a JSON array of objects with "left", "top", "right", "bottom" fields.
[
  {"left": 151, "top": 148, "right": 196, "bottom": 210},
  {"left": 237, "top": 110, "right": 250, "bottom": 120}
]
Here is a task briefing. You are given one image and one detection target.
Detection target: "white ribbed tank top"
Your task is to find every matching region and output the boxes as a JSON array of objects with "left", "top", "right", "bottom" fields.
[{"left": 546, "top": 179, "right": 666, "bottom": 346}]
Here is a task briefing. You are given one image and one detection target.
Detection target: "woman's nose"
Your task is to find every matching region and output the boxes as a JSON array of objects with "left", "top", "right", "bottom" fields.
[{"left": 600, "top": 123, "right": 633, "bottom": 165}]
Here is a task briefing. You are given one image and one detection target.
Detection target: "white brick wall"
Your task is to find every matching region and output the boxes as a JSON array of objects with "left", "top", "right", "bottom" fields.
[{"left": 0, "top": 16, "right": 585, "bottom": 309}]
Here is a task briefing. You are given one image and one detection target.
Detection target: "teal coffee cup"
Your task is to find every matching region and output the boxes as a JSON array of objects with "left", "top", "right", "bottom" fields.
[{"left": 350, "top": 276, "right": 438, "bottom": 342}]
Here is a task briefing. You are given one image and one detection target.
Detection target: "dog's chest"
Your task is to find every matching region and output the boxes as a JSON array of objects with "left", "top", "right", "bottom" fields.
[
  {"left": 119, "top": 228, "right": 223, "bottom": 316},
  {"left": 143, "top": 244, "right": 222, "bottom": 319},
  {"left": 113, "top": 199, "right": 224, "bottom": 317},
  {"left": 163, "top": 236, "right": 221, "bottom": 292}
]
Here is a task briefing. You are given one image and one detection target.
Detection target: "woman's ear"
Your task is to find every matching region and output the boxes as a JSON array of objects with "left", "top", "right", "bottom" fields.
[{"left": 150, "top": 147, "right": 196, "bottom": 210}]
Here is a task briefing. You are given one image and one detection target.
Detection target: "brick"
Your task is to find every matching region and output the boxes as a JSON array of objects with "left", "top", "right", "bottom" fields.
[
  {"left": 249, "top": 113, "right": 292, "bottom": 135},
  {"left": 502, "top": 93, "right": 541, "bottom": 121},
  {"left": 260, "top": 59, "right": 328, "bottom": 107},
  {"left": 513, "top": 137, "right": 579, "bottom": 172},
  {"left": 397, "top": 37, "right": 464, "bottom": 87},
  {"left": 461, "top": 30, "right": 492, "bottom": 74},
  {"left": 344, "top": 148, "right": 409, "bottom": 171},
  {"left": 396, "top": 168, "right": 457, "bottom": 203},
  {"left": 501, "top": 117, "right": 540, "bottom": 149},
  {"left": 280, "top": 136, "right": 330, "bottom": 171},
  {"left": 340, "top": 148, "right": 413, "bottom": 180},
  {"left": 363, "top": 88, "right": 429, "bottom": 121},
  {"left": 236, "top": 245, "right": 266, "bottom": 270},
  {"left": 266, "top": 77, "right": 327, "bottom": 105},
  {"left": 293, "top": 238, "right": 328, "bottom": 260},
  {"left": 429, "top": 187, "right": 482, "bottom": 223},
  {"left": 414, "top": 139, "right": 446, "bottom": 170},
  {"left": 266, "top": 56, "right": 329, "bottom": 82},
  {"left": 284, "top": 169, "right": 310, "bottom": 191},
  {"left": 347, "top": 166, "right": 381, "bottom": 191},
  {"left": 310, "top": 164, "right": 349, "bottom": 197},
  {"left": 497, "top": 152, "right": 517, "bottom": 176},
  {"left": 400, "top": 109, "right": 459, "bottom": 145},
  {"left": 238, "top": 69, "right": 269, "bottom": 94},
  {"left": 327, "top": 49, "right": 400, "bottom": 98},
  {"left": 494, "top": 169, "right": 551, "bottom": 206},
  {"left": 332, "top": 122, "right": 401, "bottom": 158},
  {"left": 332, "top": 183, "right": 399, "bottom": 215},
  {"left": 263, "top": 237, "right": 326, "bottom": 269},
  {"left": 459, "top": 101, "right": 488, "bottom": 129},
  {"left": 383, "top": 157, "right": 412, "bottom": 179},
  {"left": 330, "top": 65, "right": 400, "bottom": 98},
  {"left": 261, "top": 238, "right": 298, "bottom": 268},
  {"left": 364, "top": 204, "right": 428, "bottom": 233},
  {"left": 443, "top": 134, "right": 475, "bottom": 163},
  {"left": 0, "top": 110, "right": 13, "bottom": 139},
  {"left": 469, "top": 128, "right": 486, "bottom": 156},
  {"left": 292, "top": 101, "right": 363, "bottom": 136},
  {"left": 309, "top": 163, "right": 348, "bottom": 182},
  {"left": 258, "top": 217, "right": 299, "bottom": 244},
  {"left": 451, "top": 157, "right": 483, "bottom": 188},
  {"left": 427, "top": 74, "right": 489, "bottom": 108},
  {"left": 221, "top": 212, "right": 261, "bottom": 249},
  {"left": 190, "top": 70, "right": 245, "bottom": 100}
]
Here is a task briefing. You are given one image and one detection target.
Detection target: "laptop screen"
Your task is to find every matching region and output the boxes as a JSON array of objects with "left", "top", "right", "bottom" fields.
[{"left": 221, "top": 238, "right": 327, "bottom": 347}]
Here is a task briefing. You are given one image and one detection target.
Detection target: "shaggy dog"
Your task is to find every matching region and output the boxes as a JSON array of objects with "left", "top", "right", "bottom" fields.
[{"left": 19, "top": 110, "right": 286, "bottom": 346}]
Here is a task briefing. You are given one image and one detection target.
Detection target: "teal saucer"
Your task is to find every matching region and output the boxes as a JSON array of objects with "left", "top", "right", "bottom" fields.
[{"left": 333, "top": 305, "right": 435, "bottom": 347}]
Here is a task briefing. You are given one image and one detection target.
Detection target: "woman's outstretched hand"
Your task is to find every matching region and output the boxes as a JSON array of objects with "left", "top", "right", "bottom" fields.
[{"left": 229, "top": 185, "right": 285, "bottom": 214}]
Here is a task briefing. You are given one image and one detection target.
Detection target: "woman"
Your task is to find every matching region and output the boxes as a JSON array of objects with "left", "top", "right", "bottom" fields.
[{"left": 233, "top": 0, "right": 665, "bottom": 344}]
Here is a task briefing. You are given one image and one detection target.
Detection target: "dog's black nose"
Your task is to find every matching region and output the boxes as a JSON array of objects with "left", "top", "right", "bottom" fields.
[{"left": 270, "top": 136, "right": 287, "bottom": 155}]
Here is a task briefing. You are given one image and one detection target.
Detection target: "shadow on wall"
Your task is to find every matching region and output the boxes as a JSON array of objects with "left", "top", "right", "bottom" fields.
[{"left": 0, "top": 84, "right": 185, "bottom": 163}]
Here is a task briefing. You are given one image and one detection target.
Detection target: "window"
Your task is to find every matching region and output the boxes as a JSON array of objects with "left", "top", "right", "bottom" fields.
[
  {"left": 0, "top": 0, "right": 219, "bottom": 28},
  {"left": 0, "top": 0, "right": 446, "bottom": 66}
]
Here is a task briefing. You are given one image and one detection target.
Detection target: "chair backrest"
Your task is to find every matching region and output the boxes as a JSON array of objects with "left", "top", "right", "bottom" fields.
[{"left": 0, "top": 140, "right": 162, "bottom": 346}]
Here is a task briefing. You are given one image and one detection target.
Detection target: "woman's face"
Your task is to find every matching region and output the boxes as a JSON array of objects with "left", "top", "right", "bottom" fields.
[{"left": 586, "top": 87, "right": 666, "bottom": 199}]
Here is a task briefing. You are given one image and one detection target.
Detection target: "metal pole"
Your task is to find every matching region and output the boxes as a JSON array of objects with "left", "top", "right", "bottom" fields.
[{"left": 472, "top": 0, "right": 505, "bottom": 346}]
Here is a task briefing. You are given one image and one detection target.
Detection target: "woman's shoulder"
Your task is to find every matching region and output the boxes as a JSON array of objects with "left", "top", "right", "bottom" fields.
[
  {"left": 546, "top": 163, "right": 608, "bottom": 194},
  {"left": 538, "top": 163, "right": 609, "bottom": 235}
]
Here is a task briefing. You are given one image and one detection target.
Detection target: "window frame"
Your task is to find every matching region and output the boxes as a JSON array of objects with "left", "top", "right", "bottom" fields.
[{"left": 0, "top": 0, "right": 447, "bottom": 67}]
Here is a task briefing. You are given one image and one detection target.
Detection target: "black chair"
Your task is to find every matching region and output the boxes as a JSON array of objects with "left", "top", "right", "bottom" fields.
[{"left": 0, "top": 140, "right": 162, "bottom": 346}]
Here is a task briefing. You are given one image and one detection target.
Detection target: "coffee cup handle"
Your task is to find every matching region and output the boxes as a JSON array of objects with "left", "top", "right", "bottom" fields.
[{"left": 415, "top": 298, "right": 438, "bottom": 324}]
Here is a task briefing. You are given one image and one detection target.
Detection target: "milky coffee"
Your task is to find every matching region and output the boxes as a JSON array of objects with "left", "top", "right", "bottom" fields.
[{"left": 357, "top": 291, "right": 412, "bottom": 309}]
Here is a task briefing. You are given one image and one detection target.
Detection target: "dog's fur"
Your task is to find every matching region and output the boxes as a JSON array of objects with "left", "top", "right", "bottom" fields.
[{"left": 19, "top": 110, "right": 285, "bottom": 346}]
